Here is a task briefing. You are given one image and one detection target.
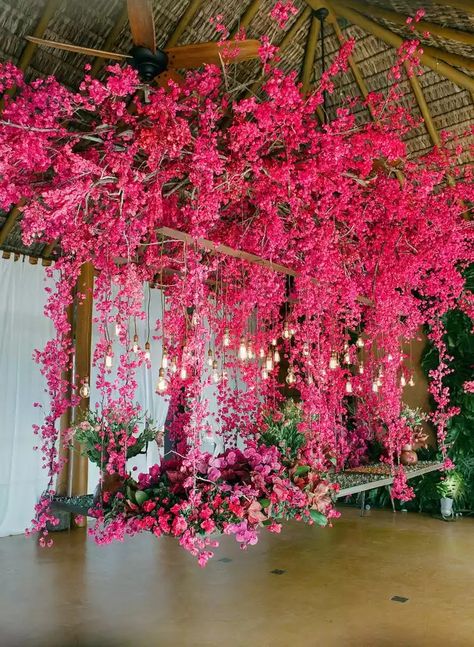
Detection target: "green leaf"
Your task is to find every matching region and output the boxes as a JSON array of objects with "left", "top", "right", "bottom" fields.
[
  {"left": 310, "top": 509, "right": 328, "bottom": 526},
  {"left": 294, "top": 465, "right": 311, "bottom": 477},
  {"left": 259, "top": 498, "right": 271, "bottom": 508},
  {"left": 135, "top": 490, "right": 149, "bottom": 505}
]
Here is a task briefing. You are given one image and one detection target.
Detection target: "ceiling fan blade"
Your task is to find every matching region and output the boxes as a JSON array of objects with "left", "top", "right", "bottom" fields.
[
  {"left": 25, "top": 36, "right": 131, "bottom": 61},
  {"left": 154, "top": 70, "right": 184, "bottom": 88},
  {"left": 166, "top": 39, "right": 260, "bottom": 70},
  {"left": 127, "top": 0, "right": 156, "bottom": 52}
]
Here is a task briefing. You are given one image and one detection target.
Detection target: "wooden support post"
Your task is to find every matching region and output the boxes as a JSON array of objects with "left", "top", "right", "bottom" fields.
[
  {"left": 301, "top": 15, "right": 321, "bottom": 94},
  {"left": 336, "top": 0, "right": 474, "bottom": 46},
  {"left": 327, "top": 1, "right": 474, "bottom": 93},
  {"left": 421, "top": 44, "right": 474, "bottom": 72},
  {"left": 165, "top": 0, "right": 203, "bottom": 48},
  {"left": 56, "top": 302, "right": 74, "bottom": 496},
  {"left": 71, "top": 262, "right": 94, "bottom": 498}
]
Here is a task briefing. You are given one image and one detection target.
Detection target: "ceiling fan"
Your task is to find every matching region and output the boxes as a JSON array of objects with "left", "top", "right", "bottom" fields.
[{"left": 26, "top": 0, "right": 261, "bottom": 85}]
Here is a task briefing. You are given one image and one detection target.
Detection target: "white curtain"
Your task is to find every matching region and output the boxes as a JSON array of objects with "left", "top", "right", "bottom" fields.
[{"left": 0, "top": 260, "right": 54, "bottom": 537}]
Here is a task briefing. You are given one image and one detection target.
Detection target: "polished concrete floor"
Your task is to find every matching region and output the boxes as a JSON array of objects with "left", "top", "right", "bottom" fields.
[{"left": 1, "top": 507, "right": 473, "bottom": 647}]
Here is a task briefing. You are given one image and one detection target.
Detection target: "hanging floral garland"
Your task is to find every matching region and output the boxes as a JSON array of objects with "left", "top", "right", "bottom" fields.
[{"left": 0, "top": 9, "right": 472, "bottom": 563}]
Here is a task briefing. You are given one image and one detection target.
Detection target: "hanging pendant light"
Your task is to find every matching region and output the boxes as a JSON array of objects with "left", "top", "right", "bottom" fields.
[
  {"left": 345, "top": 380, "right": 353, "bottom": 394},
  {"left": 79, "top": 377, "right": 90, "bottom": 399},
  {"left": 132, "top": 334, "right": 139, "bottom": 354},
  {"left": 156, "top": 367, "right": 167, "bottom": 393},
  {"left": 207, "top": 348, "right": 213, "bottom": 367},
  {"left": 144, "top": 341, "right": 151, "bottom": 361},
  {"left": 238, "top": 336, "right": 248, "bottom": 360},
  {"left": 266, "top": 353, "right": 274, "bottom": 371},
  {"left": 286, "top": 367, "right": 296, "bottom": 385},
  {"left": 223, "top": 328, "right": 230, "bottom": 347},
  {"left": 329, "top": 353, "right": 338, "bottom": 370},
  {"left": 105, "top": 345, "right": 113, "bottom": 368},
  {"left": 273, "top": 348, "right": 281, "bottom": 364}
]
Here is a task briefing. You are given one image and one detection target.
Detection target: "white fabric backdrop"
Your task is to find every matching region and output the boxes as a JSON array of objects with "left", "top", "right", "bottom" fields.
[
  {"left": 0, "top": 260, "right": 54, "bottom": 537},
  {"left": 0, "top": 261, "right": 234, "bottom": 536}
]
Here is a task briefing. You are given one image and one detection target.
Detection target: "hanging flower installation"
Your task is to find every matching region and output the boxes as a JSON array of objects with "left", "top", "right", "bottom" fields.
[{"left": 0, "top": 14, "right": 473, "bottom": 563}]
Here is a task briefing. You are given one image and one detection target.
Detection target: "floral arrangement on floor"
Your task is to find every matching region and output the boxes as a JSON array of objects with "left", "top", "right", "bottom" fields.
[
  {"left": 86, "top": 401, "right": 336, "bottom": 566},
  {"left": 73, "top": 407, "right": 158, "bottom": 475}
]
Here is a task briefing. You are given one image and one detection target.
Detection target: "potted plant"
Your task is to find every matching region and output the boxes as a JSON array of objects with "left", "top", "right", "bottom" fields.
[{"left": 436, "top": 470, "right": 465, "bottom": 518}]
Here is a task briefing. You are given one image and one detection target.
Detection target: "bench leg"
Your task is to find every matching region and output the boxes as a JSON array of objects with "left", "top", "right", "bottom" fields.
[{"left": 360, "top": 491, "right": 366, "bottom": 516}]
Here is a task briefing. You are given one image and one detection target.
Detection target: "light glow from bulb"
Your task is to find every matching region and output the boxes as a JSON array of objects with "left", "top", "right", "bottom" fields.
[
  {"left": 329, "top": 354, "right": 338, "bottom": 370},
  {"left": 400, "top": 375, "right": 407, "bottom": 387},
  {"left": 79, "top": 379, "right": 90, "bottom": 398},
  {"left": 261, "top": 367, "right": 269, "bottom": 380},
  {"left": 266, "top": 355, "right": 273, "bottom": 371},
  {"left": 162, "top": 349, "right": 169, "bottom": 369},
  {"left": 115, "top": 323, "right": 121, "bottom": 337},
  {"left": 180, "top": 366, "right": 188, "bottom": 380},
  {"left": 238, "top": 337, "right": 248, "bottom": 360},
  {"left": 372, "top": 382, "right": 379, "bottom": 393},
  {"left": 273, "top": 349, "right": 281, "bottom": 364},
  {"left": 223, "top": 328, "right": 230, "bottom": 347},
  {"left": 345, "top": 381, "right": 353, "bottom": 394},
  {"left": 408, "top": 376, "right": 415, "bottom": 387}
]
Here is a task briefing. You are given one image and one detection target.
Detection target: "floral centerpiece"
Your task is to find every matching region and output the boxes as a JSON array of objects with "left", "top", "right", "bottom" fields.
[{"left": 82, "top": 401, "right": 337, "bottom": 566}]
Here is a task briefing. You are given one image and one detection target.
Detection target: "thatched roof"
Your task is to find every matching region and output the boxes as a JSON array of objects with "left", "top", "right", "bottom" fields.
[{"left": 0, "top": 0, "right": 473, "bottom": 263}]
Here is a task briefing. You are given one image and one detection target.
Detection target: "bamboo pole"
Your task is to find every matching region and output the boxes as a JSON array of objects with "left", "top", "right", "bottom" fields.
[
  {"left": 245, "top": 7, "right": 312, "bottom": 98},
  {"left": 301, "top": 15, "right": 321, "bottom": 94},
  {"left": 406, "top": 68, "right": 441, "bottom": 148},
  {"left": 336, "top": 0, "right": 474, "bottom": 46},
  {"left": 165, "top": 0, "right": 203, "bottom": 48},
  {"left": 0, "top": 202, "right": 24, "bottom": 248},
  {"left": 70, "top": 262, "right": 94, "bottom": 499},
  {"left": 90, "top": 5, "right": 129, "bottom": 77},
  {"left": 231, "top": 0, "right": 261, "bottom": 36},
  {"left": 327, "top": 1, "right": 474, "bottom": 93},
  {"left": 421, "top": 44, "right": 474, "bottom": 73}
]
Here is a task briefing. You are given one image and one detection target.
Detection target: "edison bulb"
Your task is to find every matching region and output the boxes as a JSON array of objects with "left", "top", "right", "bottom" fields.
[
  {"left": 192, "top": 312, "right": 199, "bottom": 326},
  {"left": 273, "top": 349, "right": 281, "bottom": 364},
  {"left": 161, "top": 348, "right": 169, "bottom": 369},
  {"left": 105, "top": 345, "right": 113, "bottom": 369},
  {"left": 345, "top": 381, "right": 353, "bottom": 394},
  {"left": 282, "top": 322, "right": 290, "bottom": 340},
  {"left": 207, "top": 349, "right": 213, "bottom": 367},
  {"left": 307, "top": 374, "right": 314, "bottom": 385},
  {"left": 271, "top": 338, "right": 277, "bottom": 347},
  {"left": 223, "top": 328, "right": 230, "bottom": 347},
  {"left": 302, "top": 342, "right": 310, "bottom": 357},
  {"left": 132, "top": 334, "right": 139, "bottom": 353},
  {"left": 261, "top": 367, "right": 269, "bottom": 380},
  {"left": 358, "top": 363, "right": 364, "bottom": 375},
  {"left": 238, "top": 336, "right": 248, "bottom": 361},
  {"left": 343, "top": 352, "right": 350, "bottom": 364},
  {"left": 356, "top": 337, "right": 364, "bottom": 348},
  {"left": 156, "top": 368, "right": 167, "bottom": 393},
  {"left": 79, "top": 378, "right": 90, "bottom": 399},
  {"left": 212, "top": 370, "right": 220, "bottom": 384},
  {"left": 180, "top": 365, "right": 188, "bottom": 380},
  {"left": 329, "top": 354, "right": 338, "bottom": 370},
  {"left": 408, "top": 376, "right": 415, "bottom": 387},
  {"left": 247, "top": 341, "right": 255, "bottom": 360},
  {"left": 286, "top": 369, "right": 296, "bottom": 385},
  {"left": 221, "top": 370, "right": 228, "bottom": 382},
  {"left": 259, "top": 347, "right": 265, "bottom": 359},
  {"left": 400, "top": 375, "right": 407, "bottom": 387},
  {"left": 170, "top": 358, "right": 177, "bottom": 374},
  {"left": 266, "top": 354, "right": 274, "bottom": 371},
  {"left": 387, "top": 353, "right": 394, "bottom": 362},
  {"left": 114, "top": 323, "right": 121, "bottom": 337},
  {"left": 372, "top": 382, "right": 379, "bottom": 393},
  {"left": 144, "top": 342, "right": 151, "bottom": 361}
]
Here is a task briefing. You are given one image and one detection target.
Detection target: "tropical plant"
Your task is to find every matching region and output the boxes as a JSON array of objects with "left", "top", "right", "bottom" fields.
[{"left": 436, "top": 470, "right": 466, "bottom": 502}]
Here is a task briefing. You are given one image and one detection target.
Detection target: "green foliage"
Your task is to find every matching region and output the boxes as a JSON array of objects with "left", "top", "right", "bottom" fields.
[
  {"left": 73, "top": 409, "right": 157, "bottom": 468},
  {"left": 420, "top": 263, "right": 474, "bottom": 511},
  {"left": 261, "top": 399, "right": 305, "bottom": 462},
  {"left": 436, "top": 470, "right": 466, "bottom": 502}
]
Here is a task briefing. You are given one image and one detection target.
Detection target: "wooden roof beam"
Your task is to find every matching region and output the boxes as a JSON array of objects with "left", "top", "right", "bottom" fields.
[
  {"left": 410, "top": 0, "right": 474, "bottom": 19},
  {"left": 165, "top": 0, "right": 203, "bottom": 48},
  {"left": 328, "top": 1, "right": 474, "bottom": 93},
  {"left": 301, "top": 15, "right": 321, "bottom": 94},
  {"left": 336, "top": 0, "right": 474, "bottom": 46}
]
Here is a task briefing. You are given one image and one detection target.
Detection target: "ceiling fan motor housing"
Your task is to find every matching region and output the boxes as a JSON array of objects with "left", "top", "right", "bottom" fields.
[{"left": 130, "top": 47, "right": 168, "bottom": 82}]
